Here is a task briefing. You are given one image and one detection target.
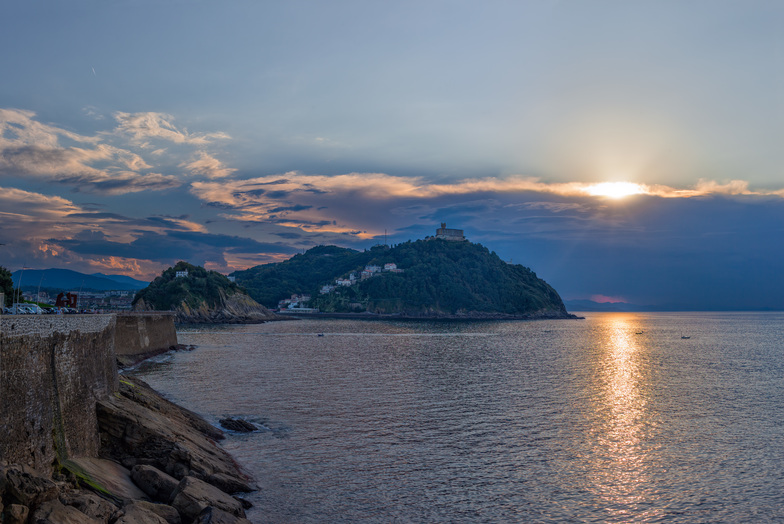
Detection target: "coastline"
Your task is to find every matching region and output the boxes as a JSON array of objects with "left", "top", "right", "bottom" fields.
[
  {"left": 0, "top": 314, "right": 256, "bottom": 523},
  {"left": 275, "top": 310, "right": 583, "bottom": 321}
]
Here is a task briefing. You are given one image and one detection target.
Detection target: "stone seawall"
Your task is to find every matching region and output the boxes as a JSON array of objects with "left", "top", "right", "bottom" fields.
[
  {"left": 0, "top": 315, "right": 255, "bottom": 522},
  {"left": 0, "top": 315, "right": 119, "bottom": 472},
  {"left": 115, "top": 312, "right": 178, "bottom": 365}
]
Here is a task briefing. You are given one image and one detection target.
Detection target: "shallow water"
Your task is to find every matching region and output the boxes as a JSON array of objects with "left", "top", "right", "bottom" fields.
[{"left": 131, "top": 312, "right": 784, "bottom": 523}]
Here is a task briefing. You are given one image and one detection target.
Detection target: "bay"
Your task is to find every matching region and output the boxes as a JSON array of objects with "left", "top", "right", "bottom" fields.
[{"left": 130, "top": 312, "right": 784, "bottom": 523}]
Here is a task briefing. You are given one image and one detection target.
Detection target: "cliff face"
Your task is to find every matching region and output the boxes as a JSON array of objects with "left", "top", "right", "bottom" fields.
[{"left": 136, "top": 288, "right": 276, "bottom": 324}]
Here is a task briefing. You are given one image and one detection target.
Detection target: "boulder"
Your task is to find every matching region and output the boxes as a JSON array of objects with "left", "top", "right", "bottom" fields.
[
  {"left": 30, "top": 499, "right": 102, "bottom": 524},
  {"left": 127, "top": 501, "right": 182, "bottom": 524},
  {"left": 207, "top": 472, "right": 255, "bottom": 495},
  {"left": 4, "top": 504, "right": 29, "bottom": 524},
  {"left": 59, "top": 490, "right": 119, "bottom": 522},
  {"left": 97, "top": 377, "right": 254, "bottom": 494},
  {"left": 65, "top": 457, "right": 148, "bottom": 502},
  {"left": 115, "top": 501, "right": 182, "bottom": 524},
  {"left": 169, "top": 476, "right": 246, "bottom": 521},
  {"left": 4, "top": 468, "right": 58, "bottom": 507},
  {"left": 219, "top": 418, "right": 257, "bottom": 433},
  {"left": 196, "top": 506, "right": 253, "bottom": 524},
  {"left": 131, "top": 464, "right": 180, "bottom": 502}
]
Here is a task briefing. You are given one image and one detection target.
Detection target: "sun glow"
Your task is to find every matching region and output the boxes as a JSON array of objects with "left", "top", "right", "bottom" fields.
[{"left": 585, "top": 182, "right": 647, "bottom": 199}]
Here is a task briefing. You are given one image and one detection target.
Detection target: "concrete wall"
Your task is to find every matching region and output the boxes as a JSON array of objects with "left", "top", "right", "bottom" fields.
[
  {"left": 0, "top": 315, "right": 118, "bottom": 472},
  {"left": 115, "top": 312, "right": 178, "bottom": 362}
]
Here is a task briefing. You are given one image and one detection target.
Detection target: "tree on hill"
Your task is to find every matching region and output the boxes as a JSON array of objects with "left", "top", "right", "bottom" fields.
[
  {"left": 0, "top": 266, "right": 14, "bottom": 307},
  {"left": 313, "top": 239, "right": 567, "bottom": 316},
  {"left": 231, "top": 245, "right": 379, "bottom": 307},
  {"left": 133, "top": 261, "right": 241, "bottom": 311}
]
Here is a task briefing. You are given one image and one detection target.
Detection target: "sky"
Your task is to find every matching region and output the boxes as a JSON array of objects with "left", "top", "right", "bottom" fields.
[{"left": 1, "top": 0, "right": 783, "bottom": 309}]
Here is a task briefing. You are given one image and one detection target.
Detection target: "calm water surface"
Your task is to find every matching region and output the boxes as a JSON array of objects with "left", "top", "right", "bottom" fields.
[{"left": 131, "top": 312, "right": 784, "bottom": 523}]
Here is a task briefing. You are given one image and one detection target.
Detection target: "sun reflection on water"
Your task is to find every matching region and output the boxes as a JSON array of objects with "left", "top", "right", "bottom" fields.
[{"left": 586, "top": 314, "right": 661, "bottom": 521}]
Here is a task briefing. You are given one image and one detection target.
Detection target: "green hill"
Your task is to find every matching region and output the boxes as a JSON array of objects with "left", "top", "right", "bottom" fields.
[
  {"left": 133, "top": 261, "right": 241, "bottom": 311},
  {"left": 233, "top": 240, "right": 573, "bottom": 318},
  {"left": 132, "top": 261, "right": 275, "bottom": 323}
]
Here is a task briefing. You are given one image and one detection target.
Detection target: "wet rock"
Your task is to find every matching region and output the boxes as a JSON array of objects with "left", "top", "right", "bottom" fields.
[
  {"left": 207, "top": 472, "right": 255, "bottom": 496},
  {"left": 195, "top": 506, "right": 253, "bottom": 524},
  {"left": 170, "top": 476, "right": 246, "bottom": 522},
  {"left": 3, "top": 504, "right": 29, "bottom": 524},
  {"left": 219, "top": 418, "right": 257, "bottom": 433},
  {"left": 131, "top": 464, "right": 179, "bottom": 503},
  {"left": 233, "top": 496, "right": 253, "bottom": 510},
  {"left": 30, "top": 499, "right": 102, "bottom": 524}
]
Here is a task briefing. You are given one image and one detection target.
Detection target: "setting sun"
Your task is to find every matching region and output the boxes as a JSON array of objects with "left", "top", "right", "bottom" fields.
[{"left": 585, "top": 182, "right": 647, "bottom": 199}]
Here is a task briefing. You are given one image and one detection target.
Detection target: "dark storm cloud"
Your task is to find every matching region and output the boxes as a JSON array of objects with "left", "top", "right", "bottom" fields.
[
  {"left": 54, "top": 229, "right": 299, "bottom": 265},
  {"left": 65, "top": 212, "right": 199, "bottom": 231}
]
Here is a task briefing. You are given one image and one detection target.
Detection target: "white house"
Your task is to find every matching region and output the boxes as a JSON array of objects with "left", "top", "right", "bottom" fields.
[{"left": 175, "top": 270, "right": 189, "bottom": 278}]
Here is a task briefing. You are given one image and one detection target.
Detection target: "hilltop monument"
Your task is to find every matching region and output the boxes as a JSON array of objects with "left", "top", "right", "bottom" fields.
[{"left": 435, "top": 223, "right": 466, "bottom": 241}]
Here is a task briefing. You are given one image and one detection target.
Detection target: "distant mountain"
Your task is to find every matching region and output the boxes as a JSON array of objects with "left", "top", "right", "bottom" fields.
[
  {"left": 90, "top": 273, "right": 149, "bottom": 289},
  {"left": 564, "top": 299, "right": 658, "bottom": 312},
  {"left": 234, "top": 240, "right": 575, "bottom": 319},
  {"left": 12, "top": 268, "right": 145, "bottom": 292}
]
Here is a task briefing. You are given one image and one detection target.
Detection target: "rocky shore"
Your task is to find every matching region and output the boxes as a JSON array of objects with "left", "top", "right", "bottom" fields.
[
  {"left": 0, "top": 376, "right": 255, "bottom": 524},
  {"left": 136, "top": 291, "right": 278, "bottom": 325}
]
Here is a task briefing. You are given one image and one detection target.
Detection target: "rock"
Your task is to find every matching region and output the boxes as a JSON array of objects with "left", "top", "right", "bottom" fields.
[
  {"left": 127, "top": 501, "right": 182, "bottom": 524},
  {"left": 219, "top": 418, "right": 257, "bottom": 433},
  {"left": 174, "top": 289, "right": 277, "bottom": 324},
  {"left": 207, "top": 472, "right": 255, "bottom": 495},
  {"left": 59, "top": 489, "right": 119, "bottom": 522},
  {"left": 195, "top": 506, "right": 253, "bottom": 524},
  {"left": 97, "top": 377, "right": 254, "bottom": 494},
  {"left": 131, "top": 464, "right": 180, "bottom": 502},
  {"left": 4, "top": 504, "right": 29, "bottom": 524},
  {"left": 169, "top": 476, "right": 246, "bottom": 521},
  {"left": 65, "top": 457, "right": 148, "bottom": 502},
  {"left": 233, "top": 496, "right": 253, "bottom": 510},
  {"left": 4, "top": 468, "right": 58, "bottom": 507},
  {"left": 115, "top": 501, "right": 180, "bottom": 524},
  {"left": 30, "top": 499, "right": 102, "bottom": 524}
]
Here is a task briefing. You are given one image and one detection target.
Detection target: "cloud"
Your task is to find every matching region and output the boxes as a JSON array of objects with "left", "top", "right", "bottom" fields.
[
  {"left": 0, "top": 185, "right": 294, "bottom": 279},
  {"left": 113, "top": 112, "right": 231, "bottom": 147},
  {"left": 189, "top": 171, "right": 784, "bottom": 240},
  {"left": 0, "top": 108, "right": 239, "bottom": 194},
  {"left": 180, "top": 151, "right": 237, "bottom": 179}
]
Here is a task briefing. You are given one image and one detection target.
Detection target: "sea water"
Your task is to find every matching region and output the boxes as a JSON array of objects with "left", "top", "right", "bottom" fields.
[{"left": 130, "top": 312, "right": 784, "bottom": 523}]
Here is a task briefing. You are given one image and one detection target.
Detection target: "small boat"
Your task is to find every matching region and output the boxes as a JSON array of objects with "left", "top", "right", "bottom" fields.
[
  {"left": 681, "top": 335, "right": 690, "bottom": 339},
  {"left": 635, "top": 331, "right": 644, "bottom": 335}
]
